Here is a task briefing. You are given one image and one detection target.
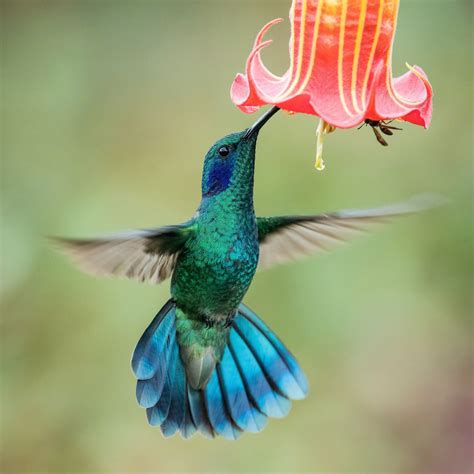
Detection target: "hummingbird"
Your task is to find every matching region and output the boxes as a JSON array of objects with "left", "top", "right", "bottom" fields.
[{"left": 54, "top": 106, "right": 438, "bottom": 439}]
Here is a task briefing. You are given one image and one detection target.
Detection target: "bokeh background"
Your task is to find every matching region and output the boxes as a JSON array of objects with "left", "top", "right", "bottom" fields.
[{"left": 1, "top": 1, "right": 472, "bottom": 472}]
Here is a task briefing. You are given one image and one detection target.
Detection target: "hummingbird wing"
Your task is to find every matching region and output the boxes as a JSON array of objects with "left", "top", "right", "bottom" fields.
[
  {"left": 51, "top": 221, "right": 196, "bottom": 284},
  {"left": 257, "top": 194, "right": 444, "bottom": 270}
]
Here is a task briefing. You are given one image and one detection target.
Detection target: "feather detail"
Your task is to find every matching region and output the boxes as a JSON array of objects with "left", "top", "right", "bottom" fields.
[
  {"left": 51, "top": 221, "right": 195, "bottom": 284},
  {"left": 181, "top": 345, "right": 217, "bottom": 390},
  {"left": 132, "top": 301, "right": 176, "bottom": 380},
  {"left": 228, "top": 329, "right": 291, "bottom": 418},
  {"left": 257, "top": 194, "right": 446, "bottom": 269},
  {"left": 233, "top": 319, "right": 306, "bottom": 400},
  {"left": 204, "top": 369, "right": 243, "bottom": 440},
  {"left": 187, "top": 384, "right": 215, "bottom": 439},
  {"left": 133, "top": 301, "right": 307, "bottom": 439},
  {"left": 161, "top": 347, "right": 187, "bottom": 437},
  {"left": 217, "top": 347, "right": 268, "bottom": 432}
]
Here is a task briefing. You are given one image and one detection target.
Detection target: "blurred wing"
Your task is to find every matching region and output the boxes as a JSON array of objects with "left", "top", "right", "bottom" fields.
[
  {"left": 52, "top": 221, "right": 195, "bottom": 284},
  {"left": 257, "top": 194, "right": 445, "bottom": 270}
]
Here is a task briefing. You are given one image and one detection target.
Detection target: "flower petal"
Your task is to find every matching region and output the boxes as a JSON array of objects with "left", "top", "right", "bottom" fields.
[{"left": 231, "top": 0, "right": 432, "bottom": 129}]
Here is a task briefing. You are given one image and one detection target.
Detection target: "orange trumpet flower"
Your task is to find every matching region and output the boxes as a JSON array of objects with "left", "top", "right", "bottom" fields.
[{"left": 231, "top": 0, "right": 433, "bottom": 169}]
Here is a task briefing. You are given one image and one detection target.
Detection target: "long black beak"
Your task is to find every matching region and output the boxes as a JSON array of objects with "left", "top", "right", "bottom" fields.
[{"left": 244, "top": 106, "right": 280, "bottom": 139}]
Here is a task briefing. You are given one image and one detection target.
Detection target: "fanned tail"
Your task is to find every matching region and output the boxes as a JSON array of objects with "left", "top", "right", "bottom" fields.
[{"left": 131, "top": 300, "right": 308, "bottom": 439}]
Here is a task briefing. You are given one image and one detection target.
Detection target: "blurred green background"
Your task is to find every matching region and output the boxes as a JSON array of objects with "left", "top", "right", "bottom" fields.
[{"left": 1, "top": 1, "right": 472, "bottom": 472}]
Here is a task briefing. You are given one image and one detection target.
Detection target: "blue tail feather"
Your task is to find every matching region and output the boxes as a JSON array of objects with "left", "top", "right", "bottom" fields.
[
  {"left": 187, "top": 385, "right": 215, "bottom": 439},
  {"left": 136, "top": 330, "right": 176, "bottom": 408},
  {"left": 132, "top": 300, "right": 308, "bottom": 439},
  {"left": 234, "top": 316, "right": 307, "bottom": 400},
  {"left": 228, "top": 328, "right": 291, "bottom": 418},
  {"left": 145, "top": 335, "right": 178, "bottom": 426},
  {"left": 136, "top": 376, "right": 162, "bottom": 409},
  {"left": 154, "top": 339, "right": 178, "bottom": 419},
  {"left": 204, "top": 369, "right": 243, "bottom": 440},
  {"left": 217, "top": 347, "right": 267, "bottom": 432},
  {"left": 161, "top": 346, "right": 187, "bottom": 437},
  {"left": 132, "top": 301, "right": 175, "bottom": 380},
  {"left": 179, "top": 382, "right": 198, "bottom": 439},
  {"left": 239, "top": 304, "right": 309, "bottom": 396}
]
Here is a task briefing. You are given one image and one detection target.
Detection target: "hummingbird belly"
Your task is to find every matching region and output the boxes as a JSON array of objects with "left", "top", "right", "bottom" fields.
[{"left": 170, "top": 237, "right": 259, "bottom": 320}]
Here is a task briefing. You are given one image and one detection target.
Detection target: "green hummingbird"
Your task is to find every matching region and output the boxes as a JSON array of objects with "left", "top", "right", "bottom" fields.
[{"left": 55, "top": 107, "right": 437, "bottom": 439}]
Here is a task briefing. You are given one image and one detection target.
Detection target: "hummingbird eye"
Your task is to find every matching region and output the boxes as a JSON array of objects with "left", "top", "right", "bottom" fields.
[{"left": 218, "top": 145, "right": 230, "bottom": 158}]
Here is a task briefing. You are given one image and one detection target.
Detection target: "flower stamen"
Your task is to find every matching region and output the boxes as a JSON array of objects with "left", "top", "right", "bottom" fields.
[{"left": 315, "top": 119, "right": 336, "bottom": 171}]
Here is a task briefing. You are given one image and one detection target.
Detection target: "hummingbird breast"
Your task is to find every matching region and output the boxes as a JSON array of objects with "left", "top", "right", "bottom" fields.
[{"left": 170, "top": 210, "right": 259, "bottom": 320}]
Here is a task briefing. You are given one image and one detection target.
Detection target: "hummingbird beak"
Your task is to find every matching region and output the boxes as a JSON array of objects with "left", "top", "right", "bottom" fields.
[{"left": 244, "top": 106, "right": 280, "bottom": 139}]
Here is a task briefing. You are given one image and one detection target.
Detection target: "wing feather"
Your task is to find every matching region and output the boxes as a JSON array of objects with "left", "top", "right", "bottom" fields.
[
  {"left": 52, "top": 222, "right": 194, "bottom": 284},
  {"left": 257, "top": 194, "right": 445, "bottom": 270}
]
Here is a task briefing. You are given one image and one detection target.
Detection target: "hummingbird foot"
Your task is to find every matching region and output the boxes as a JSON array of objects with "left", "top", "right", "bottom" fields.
[
  {"left": 203, "top": 315, "right": 214, "bottom": 328},
  {"left": 202, "top": 313, "right": 235, "bottom": 329}
]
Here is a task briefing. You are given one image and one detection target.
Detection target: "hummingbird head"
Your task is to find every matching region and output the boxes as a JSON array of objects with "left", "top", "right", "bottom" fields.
[{"left": 201, "top": 107, "right": 279, "bottom": 198}]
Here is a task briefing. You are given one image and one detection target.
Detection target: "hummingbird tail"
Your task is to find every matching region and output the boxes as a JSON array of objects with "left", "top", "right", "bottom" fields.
[{"left": 131, "top": 300, "right": 308, "bottom": 439}]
